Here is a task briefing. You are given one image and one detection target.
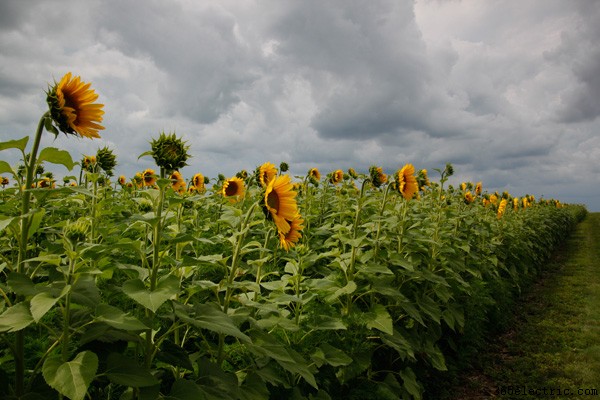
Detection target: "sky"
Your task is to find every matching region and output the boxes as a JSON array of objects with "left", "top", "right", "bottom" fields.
[{"left": 1, "top": 0, "right": 599, "bottom": 211}]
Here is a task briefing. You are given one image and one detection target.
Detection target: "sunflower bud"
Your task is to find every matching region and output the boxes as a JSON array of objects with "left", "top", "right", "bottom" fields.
[
  {"left": 150, "top": 132, "right": 190, "bottom": 173},
  {"left": 96, "top": 146, "right": 117, "bottom": 176},
  {"left": 279, "top": 162, "right": 289, "bottom": 172},
  {"left": 138, "top": 198, "right": 154, "bottom": 213},
  {"left": 63, "top": 218, "right": 90, "bottom": 245},
  {"left": 347, "top": 168, "right": 358, "bottom": 179},
  {"left": 369, "top": 165, "right": 387, "bottom": 188}
]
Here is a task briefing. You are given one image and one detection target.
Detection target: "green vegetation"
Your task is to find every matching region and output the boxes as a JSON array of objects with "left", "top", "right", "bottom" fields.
[{"left": 448, "top": 213, "right": 600, "bottom": 399}]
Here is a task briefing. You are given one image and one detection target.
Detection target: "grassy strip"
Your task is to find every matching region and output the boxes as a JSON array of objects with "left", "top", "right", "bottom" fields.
[{"left": 450, "top": 212, "right": 600, "bottom": 399}]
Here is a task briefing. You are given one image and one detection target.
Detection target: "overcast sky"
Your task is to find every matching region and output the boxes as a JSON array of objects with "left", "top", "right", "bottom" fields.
[{"left": 1, "top": 0, "right": 599, "bottom": 210}]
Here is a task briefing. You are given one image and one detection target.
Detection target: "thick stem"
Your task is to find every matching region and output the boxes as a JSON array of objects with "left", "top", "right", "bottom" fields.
[{"left": 15, "top": 112, "right": 48, "bottom": 397}]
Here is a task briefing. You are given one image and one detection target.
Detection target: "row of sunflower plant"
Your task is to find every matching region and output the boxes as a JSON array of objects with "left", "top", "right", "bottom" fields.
[{"left": 0, "top": 73, "right": 587, "bottom": 400}]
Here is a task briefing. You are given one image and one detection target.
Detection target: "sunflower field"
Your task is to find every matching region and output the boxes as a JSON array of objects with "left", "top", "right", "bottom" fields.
[{"left": 0, "top": 74, "right": 588, "bottom": 399}]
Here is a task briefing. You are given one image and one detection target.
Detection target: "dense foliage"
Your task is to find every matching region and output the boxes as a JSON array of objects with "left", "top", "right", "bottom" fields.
[{"left": 0, "top": 140, "right": 586, "bottom": 399}]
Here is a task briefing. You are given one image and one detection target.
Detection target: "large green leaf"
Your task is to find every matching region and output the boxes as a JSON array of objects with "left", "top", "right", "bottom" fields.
[
  {"left": 94, "top": 304, "right": 149, "bottom": 331},
  {"left": 7, "top": 272, "right": 38, "bottom": 297},
  {"left": 0, "top": 160, "right": 14, "bottom": 175},
  {"left": 310, "top": 343, "right": 353, "bottom": 367},
  {"left": 156, "top": 340, "right": 194, "bottom": 370},
  {"left": 30, "top": 291, "right": 63, "bottom": 322},
  {"left": 0, "top": 302, "right": 34, "bottom": 332},
  {"left": 167, "top": 379, "right": 208, "bottom": 400},
  {"left": 365, "top": 304, "right": 393, "bottom": 335},
  {"left": 122, "top": 274, "right": 179, "bottom": 313},
  {"left": 37, "top": 147, "right": 75, "bottom": 171},
  {"left": 0, "top": 136, "right": 28, "bottom": 152},
  {"left": 105, "top": 353, "right": 159, "bottom": 387},
  {"left": 42, "top": 351, "right": 98, "bottom": 400},
  {"left": 173, "top": 302, "right": 251, "bottom": 343}
]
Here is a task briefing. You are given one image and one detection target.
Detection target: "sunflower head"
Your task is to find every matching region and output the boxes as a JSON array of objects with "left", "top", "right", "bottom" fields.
[
  {"left": 193, "top": 173, "right": 205, "bottom": 192},
  {"left": 263, "top": 174, "right": 298, "bottom": 235},
  {"left": 170, "top": 170, "right": 185, "bottom": 192},
  {"left": 96, "top": 146, "right": 117, "bottom": 176},
  {"left": 417, "top": 169, "right": 430, "bottom": 190},
  {"left": 82, "top": 155, "right": 97, "bottom": 172},
  {"left": 347, "top": 168, "right": 358, "bottom": 179},
  {"left": 330, "top": 169, "right": 344, "bottom": 185},
  {"left": 222, "top": 177, "right": 245, "bottom": 202},
  {"left": 150, "top": 132, "right": 190, "bottom": 173},
  {"left": 369, "top": 165, "right": 387, "bottom": 188},
  {"left": 46, "top": 72, "right": 105, "bottom": 139},
  {"left": 255, "top": 162, "right": 278, "bottom": 187},
  {"left": 464, "top": 191, "right": 475, "bottom": 204},
  {"left": 63, "top": 218, "right": 91, "bottom": 245},
  {"left": 279, "top": 215, "right": 304, "bottom": 251},
  {"left": 142, "top": 169, "right": 157, "bottom": 187},
  {"left": 236, "top": 170, "right": 248, "bottom": 180},
  {"left": 279, "top": 162, "right": 289, "bottom": 173},
  {"left": 497, "top": 199, "right": 508, "bottom": 219},
  {"left": 394, "top": 164, "right": 418, "bottom": 200},
  {"left": 118, "top": 175, "right": 126, "bottom": 186},
  {"left": 1, "top": 177, "right": 9, "bottom": 186},
  {"left": 475, "top": 182, "right": 482, "bottom": 196}
]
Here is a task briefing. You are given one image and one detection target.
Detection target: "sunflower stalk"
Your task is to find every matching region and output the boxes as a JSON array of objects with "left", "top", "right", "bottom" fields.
[
  {"left": 217, "top": 200, "right": 259, "bottom": 366},
  {"left": 374, "top": 182, "right": 394, "bottom": 257}
]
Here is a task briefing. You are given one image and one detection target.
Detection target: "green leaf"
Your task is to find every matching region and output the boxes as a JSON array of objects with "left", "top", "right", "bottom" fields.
[
  {"left": 95, "top": 304, "right": 149, "bottom": 331},
  {"left": 122, "top": 275, "right": 179, "bottom": 313},
  {"left": 7, "top": 272, "right": 38, "bottom": 297},
  {"left": 0, "top": 136, "right": 28, "bottom": 152},
  {"left": 71, "top": 274, "right": 101, "bottom": 308},
  {"left": 0, "top": 160, "right": 15, "bottom": 175},
  {"left": 168, "top": 379, "right": 207, "bottom": 400},
  {"left": 42, "top": 351, "right": 98, "bottom": 400},
  {"left": 0, "top": 302, "right": 34, "bottom": 332},
  {"left": 0, "top": 216, "right": 17, "bottom": 234},
  {"left": 311, "top": 344, "right": 353, "bottom": 367},
  {"left": 325, "top": 281, "right": 357, "bottom": 302},
  {"left": 105, "top": 353, "right": 159, "bottom": 387},
  {"left": 399, "top": 367, "right": 422, "bottom": 399},
  {"left": 173, "top": 302, "right": 251, "bottom": 343},
  {"left": 37, "top": 147, "right": 75, "bottom": 171},
  {"left": 30, "top": 291, "right": 63, "bottom": 322},
  {"left": 156, "top": 340, "right": 194, "bottom": 370},
  {"left": 137, "top": 150, "right": 154, "bottom": 160},
  {"left": 306, "top": 314, "right": 347, "bottom": 331},
  {"left": 27, "top": 209, "right": 46, "bottom": 239},
  {"left": 365, "top": 304, "right": 394, "bottom": 335}
]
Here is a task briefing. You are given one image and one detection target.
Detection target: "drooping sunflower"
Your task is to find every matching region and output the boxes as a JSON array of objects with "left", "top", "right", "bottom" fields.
[
  {"left": 308, "top": 168, "right": 321, "bottom": 181},
  {"left": 497, "top": 199, "right": 508, "bottom": 219},
  {"left": 118, "top": 175, "right": 126, "bottom": 186},
  {"left": 279, "top": 215, "right": 304, "bottom": 251},
  {"left": 417, "top": 169, "right": 430, "bottom": 190},
  {"left": 142, "top": 168, "right": 156, "bottom": 187},
  {"left": 96, "top": 146, "right": 117, "bottom": 176},
  {"left": 170, "top": 170, "right": 185, "bottom": 192},
  {"left": 475, "top": 182, "right": 482, "bottom": 196},
  {"left": 464, "top": 191, "right": 475, "bottom": 204},
  {"left": 369, "top": 166, "right": 387, "bottom": 188},
  {"left": 193, "top": 173, "right": 205, "bottom": 193},
  {"left": 257, "top": 162, "right": 278, "bottom": 187},
  {"left": 347, "top": 168, "right": 358, "bottom": 179},
  {"left": 394, "top": 164, "right": 418, "bottom": 200},
  {"left": 222, "top": 177, "right": 245, "bottom": 201},
  {"left": 264, "top": 174, "right": 298, "bottom": 235},
  {"left": 46, "top": 72, "right": 105, "bottom": 139},
  {"left": 330, "top": 169, "right": 344, "bottom": 185}
]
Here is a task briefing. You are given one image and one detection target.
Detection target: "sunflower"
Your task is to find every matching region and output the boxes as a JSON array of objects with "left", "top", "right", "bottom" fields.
[
  {"left": 347, "top": 168, "right": 358, "bottom": 179},
  {"left": 330, "top": 169, "right": 343, "bottom": 185},
  {"left": 257, "top": 162, "right": 278, "bottom": 187},
  {"left": 82, "top": 155, "right": 97, "bottom": 172},
  {"left": 513, "top": 197, "right": 519, "bottom": 210},
  {"left": 497, "top": 199, "right": 508, "bottom": 219},
  {"left": 395, "top": 164, "right": 418, "bottom": 200},
  {"left": 1, "top": 177, "right": 9, "bottom": 187},
  {"left": 369, "top": 166, "right": 387, "bottom": 188},
  {"left": 118, "top": 175, "right": 126, "bottom": 186},
  {"left": 222, "top": 177, "right": 245, "bottom": 201},
  {"left": 460, "top": 182, "right": 467, "bottom": 191},
  {"left": 417, "top": 169, "right": 430, "bottom": 190},
  {"left": 170, "top": 170, "right": 185, "bottom": 192},
  {"left": 46, "top": 72, "right": 105, "bottom": 139},
  {"left": 475, "top": 182, "right": 482, "bottom": 196},
  {"left": 264, "top": 174, "right": 298, "bottom": 235},
  {"left": 37, "top": 177, "right": 54, "bottom": 188},
  {"left": 150, "top": 132, "right": 190, "bottom": 172},
  {"left": 142, "top": 169, "right": 156, "bottom": 187},
  {"left": 464, "top": 191, "right": 474, "bottom": 204},
  {"left": 279, "top": 215, "right": 304, "bottom": 251},
  {"left": 193, "top": 173, "right": 205, "bottom": 192},
  {"left": 308, "top": 168, "right": 321, "bottom": 181}
]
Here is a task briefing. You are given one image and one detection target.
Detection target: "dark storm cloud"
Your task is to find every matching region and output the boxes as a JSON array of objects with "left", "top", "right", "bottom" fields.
[{"left": 95, "top": 0, "right": 261, "bottom": 124}]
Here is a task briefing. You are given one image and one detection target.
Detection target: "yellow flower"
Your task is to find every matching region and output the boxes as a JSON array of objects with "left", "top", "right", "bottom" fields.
[
  {"left": 460, "top": 182, "right": 467, "bottom": 191},
  {"left": 309, "top": 168, "right": 321, "bottom": 181},
  {"left": 258, "top": 162, "right": 278, "bottom": 187},
  {"left": 37, "top": 177, "right": 54, "bottom": 188},
  {"left": 222, "top": 176, "right": 245, "bottom": 201},
  {"left": 118, "top": 175, "right": 126, "bottom": 186},
  {"left": 464, "top": 191, "right": 474, "bottom": 204},
  {"left": 490, "top": 194, "right": 498, "bottom": 205},
  {"left": 279, "top": 215, "right": 304, "bottom": 251},
  {"left": 497, "top": 199, "right": 508, "bottom": 219},
  {"left": 475, "top": 182, "right": 482, "bottom": 196},
  {"left": 1, "top": 177, "right": 9, "bottom": 186},
  {"left": 264, "top": 174, "right": 298, "bottom": 235},
  {"left": 46, "top": 72, "right": 105, "bottom": 139},
  {"left": 170, "top": 170, "right": 185, "bottom": 192},
  {"left": 142, "top": 169, "right": 156, "bottom": 187},
  {"left": 369, "top": 166, "right": 387, "bottom": 188},
  {"left": 395, "top": 164, "right": 418, "bottom": 200},
  {"left": 330, "top": 169, "right": 343, "bottom": 184},
  {"left": 193, "top": 173, "right": 205, "bottom": 192}
]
